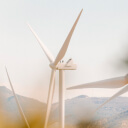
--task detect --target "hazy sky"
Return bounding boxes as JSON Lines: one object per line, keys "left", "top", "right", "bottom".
{"left": 0, "top": 0, "right": 128, "bottom": 102}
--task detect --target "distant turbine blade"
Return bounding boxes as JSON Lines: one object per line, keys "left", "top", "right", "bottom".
{"left": 95, "top": 84, "right": 128, "bottom": 112}
{"left": 67, "top": 75, "right": 128, "bottom": 90}
{"left": 54, "top": 9, "right": 83, "bottom": 66}
{"left": 27, "top": 23, "right": 54, "bottom": 63}
{"left": 5, "top": 67, "right": 30, "bottom": 128}
{"left": 44, "top": 69, "right": 56, "bottom": 128}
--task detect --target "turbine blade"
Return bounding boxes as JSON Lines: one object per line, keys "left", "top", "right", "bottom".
{"left": 54, "top": 9, "right": 83, "bottom": 66}
{"left": 95, "top": 84, "right": 128, "bottom": 112}
{"left": 44, "top": 69, "right": 56, "bottom": 128}
{"left": 5, "top": 67, "right": 30, "bottom": 128}
{"left": 27, "top": 23, "right": 54, "bottom": 63}
{"left": 67, "top": 75, "right": 128, "bottom": 90}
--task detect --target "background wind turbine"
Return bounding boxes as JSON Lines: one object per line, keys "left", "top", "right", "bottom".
{"left": 5, "top": 67, "right": 30, "bottom": 128}
{"left": 67, "top": 74, "right": 128, "bottom": 89}
{"left": 94, "top": 82, "right": 128, "bottom": 113}
{"left": 67, "top": 74, "right": 128, "bottom": 117}
{"left": 28, "top": 9, "right": 83, "bottom": 128}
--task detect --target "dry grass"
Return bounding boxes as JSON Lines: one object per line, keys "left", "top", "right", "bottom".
{"left": 0, "top": 116, "right": 106, "bottom": 128}
{"left": 0, "top": 111, "right": 45, "bottom": 128}
{"left": 76, "top": 120, "right": 105, "bottom": 128}
{"left": 0, "top": 109, "right": 106, "bottom": 128}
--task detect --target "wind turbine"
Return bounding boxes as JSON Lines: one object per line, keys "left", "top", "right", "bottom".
{"left": 28, "top": 9, "right": 83, "bottom": 128}
{"left": 67, "top": 74, "right": 128, "bottom": 90}
{"left": 94, "top": 81, "right": 128, "bottom": 113}
{"left": 5, "top": 67, "right": 30, "bottom": 128}
{"left": 67, "top": 74, "right": 128, "bottom": 115}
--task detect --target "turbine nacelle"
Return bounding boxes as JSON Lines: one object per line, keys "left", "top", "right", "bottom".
{"left": 49, "top": 58, "right": 77, "bottom": 70}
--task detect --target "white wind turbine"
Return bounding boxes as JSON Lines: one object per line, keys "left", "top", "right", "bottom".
{"left": 28, "top": 9, "right": 83, "bottom": 128}
{"left": 67, "top": 74, "right": 128, "bottom": 114}
{"left": 94, "top": 77, "right": 128, "bottom": 113}
{"left": 5, "top": 67, "right": 30, "bottom": 128}
{"left": 67, "top": 74, "right": 128, "bottom": 90}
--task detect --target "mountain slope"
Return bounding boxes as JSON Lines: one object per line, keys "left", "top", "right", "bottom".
{"left": 0, "top": 86, "right": 46, "bottom": 128}
{"left": 1, "top": 86, "right": 128, "bottom": 128}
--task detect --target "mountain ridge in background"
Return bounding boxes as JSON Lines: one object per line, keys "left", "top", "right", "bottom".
{"left": 1, "top": 86, "right": 128, "bottom": 128}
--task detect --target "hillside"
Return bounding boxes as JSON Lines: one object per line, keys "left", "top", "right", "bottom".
{"left": 1, "top": 86, "right": 128, "bottom": 128}
{"left": 0, "top": 86, "right": 46, "bottom": 128}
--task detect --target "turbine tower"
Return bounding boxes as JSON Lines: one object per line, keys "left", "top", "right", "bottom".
{"left": 5, "top": 67, "right": 30, "bottom": 128}
{"left": 28, "top": 9, "right": 83, "bottom": 128}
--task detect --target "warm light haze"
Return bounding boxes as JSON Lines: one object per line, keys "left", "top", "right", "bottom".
{"left": 0, "top": 0, "right": 128, "bottom": 103}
